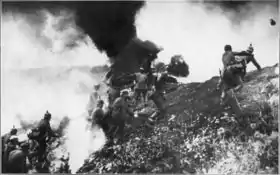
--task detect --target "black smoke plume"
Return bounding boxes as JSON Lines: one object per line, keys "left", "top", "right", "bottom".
{"left": 2, "top": 1, "right": 145, "bottom": 58}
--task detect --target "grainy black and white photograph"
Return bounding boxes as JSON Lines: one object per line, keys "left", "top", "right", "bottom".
{"left": 1, "top": 0, "right": 279, "bottom": 174}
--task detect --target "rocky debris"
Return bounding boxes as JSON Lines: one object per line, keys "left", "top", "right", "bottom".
{"left": 77, "top": 64, "right": 278, "bottom": 174}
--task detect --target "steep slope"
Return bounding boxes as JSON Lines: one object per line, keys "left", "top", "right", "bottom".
{"left": 78, "top": 64, "right": 279, "bottom": 174}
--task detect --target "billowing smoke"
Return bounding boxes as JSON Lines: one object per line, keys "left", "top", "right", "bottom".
{"left": 136, "top": 1, "right": 278, "bottom": 83}
{"left": 1, "top": 10, "right": 107, "bottom": 172}
{"left": 2, "top": 1, "right": 146, "bottom": 172}
{"left": 2, "top": 1, "right": 145, "bottom": 59}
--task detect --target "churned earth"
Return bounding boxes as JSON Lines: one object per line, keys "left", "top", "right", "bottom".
{"left": 3, "top": 64, "right": 278, "bottom": 174}
{"left": 77, "top": 63, "right": 279, "bottom": 174}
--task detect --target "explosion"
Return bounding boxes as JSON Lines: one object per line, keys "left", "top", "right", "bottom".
{"left": 1, "top": 10, "right": 107, "bottom": 172}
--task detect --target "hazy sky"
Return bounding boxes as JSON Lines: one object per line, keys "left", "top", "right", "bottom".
{"left": 136, "top": 1, "right": 279, "bottom": 82}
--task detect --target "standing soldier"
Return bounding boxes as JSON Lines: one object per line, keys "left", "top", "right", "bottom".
{"left": 90, "top": 99, "right": 105, "bottom": 128}
{"left": 110, "top": 90, "right": 134, "bottom": 143}
{"left": 134, "top": 68, "right": 148, "bottom": 105}
{"left": 31, "top": 111, "right": 58, "bottom": 163}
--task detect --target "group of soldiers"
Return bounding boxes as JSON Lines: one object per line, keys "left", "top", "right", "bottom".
{"left": 1, "top": 42, "right": 262, "bottom": 172}
{"left": 87, "top": 64, "right": 173, "bottom": 143}
{"left": 2, "top": 111, "right": 59, "bottom": 173}
{"left": 86, "top": 43, "right": 262, "bottom": 143}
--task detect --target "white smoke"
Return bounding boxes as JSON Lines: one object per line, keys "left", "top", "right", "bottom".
{"left": 1, "top": 10, "right": 107, "bottom": 172}
{"left": 136, "top": 1, "right": 278, "bottom": 83}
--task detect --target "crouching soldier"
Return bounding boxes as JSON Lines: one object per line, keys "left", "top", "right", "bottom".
{"left": 3, "top": 135, "right": 20, "bottom": 173}
{"left": 149, "top": 72, "right": 168, "bottom": 120}
{"left": 110, "top": 90, "right": 134, "bottom": 143}
{"left": 6, "top": 142, "right": 30, "bottom": 173}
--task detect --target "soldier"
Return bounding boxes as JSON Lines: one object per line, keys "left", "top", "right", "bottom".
{"left": 6, "top": 142, "right": 30, "bottom": 173}
{"left": 134, "top": 68, "right": 148, "bottom": 104}
{"left": 217, "top": 45, "right": 244, "bottom": 102}
{"left": 32, "top": 111, "right": 58, "bottom": 163}
{"left": 234, "top": 44, "right": 262, "bottom": 80}
{"left": 90, "top": 99, "right": 105, "bottom": 128}
{"left": 149, "top": 71, "right": 169, "bottom": 120}
{"left": 2, "top": 126, "right": 18, "bottom": 147}
{"left": 110, "top": 90, "right": 134, "bottom": 142}
{"left": 3, "top": 135, "right": 20, "bottom": 172}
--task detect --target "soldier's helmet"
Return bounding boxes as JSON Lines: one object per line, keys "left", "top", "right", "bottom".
{"left": 10, "top": 126, "right": 18, "bottom": 135}
{"left": 224, "top": 45, "right": 232, "bottom": 51}
{"left": 44, "top": 110, "right": 52, "bottom": 120}
{"left": 247, "top": 44, "right": 254, "bottom": 53}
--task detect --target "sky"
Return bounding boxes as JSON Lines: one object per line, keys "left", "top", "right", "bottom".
{"left": 136, "top": 1, "right": 279, "bottom": 82}
{"left": 1, "top": 0, "right": 279, "bottom": 172}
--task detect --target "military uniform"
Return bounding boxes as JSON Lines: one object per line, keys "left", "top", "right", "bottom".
{"left": 34, "top": 114, "right": 57, "bottom": 163}
{"left": 110, "top": 93, "right": 134, "bottom": 139}
{"left": 134, "top": 72, "right": 148, "bottom": 102}
{"left": 234, "top": 51, "right": 261, "bottom": 80}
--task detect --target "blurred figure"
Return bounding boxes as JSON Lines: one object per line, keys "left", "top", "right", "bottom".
{"left": 233, "top": 43, "right": 262, "bottom": 80}
{"left": 87, "top": 84, "right": 101, "bottom": 116}
{"left": 6, "top": 142, "right": 30, "bottom": 173}
{"left": 110, "top": 89, "right": 134, "bottom": 143}
{"left": 90, "top": 99, "right": 105, "bottom": 128}
{"left": 270, "top": 18, "right": 276, "bottom": 26}
{"left": 29, "top": 111, "right": 58, "bottom": 163}
{"left": 2, "top": 126, "right": 18, "bottom": 148}
{"left": 149, "top": 71, "right": 169, "bottom": 120}
{"left": 134, "top": 68, "right": 148, "bottom": 104}
{"left": 217, "top": 45, "right": 243, "bottom": 101}
{"left": 2, "top": 127, "right": 18, "bottom": 173}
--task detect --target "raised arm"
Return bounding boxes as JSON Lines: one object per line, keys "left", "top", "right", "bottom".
{"left": 251, "top": 55, "right": 262, "bottom": 70}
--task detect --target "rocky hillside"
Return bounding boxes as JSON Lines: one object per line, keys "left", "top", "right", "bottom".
{"left": 78, "top": 64, "right": 279, "bottom": 174}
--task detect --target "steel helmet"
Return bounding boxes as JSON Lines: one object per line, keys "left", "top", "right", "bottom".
{"left": 10, "top": 126, "right": 18, "bottom": 135}
{"left": 247, "top": 44, "right": 254, "bottom": 53}
{"left": 44, "top": 110, "right": 52, "bottom": 120}
{"left": 224, "top": 45, "right": 232, "bottom": 51}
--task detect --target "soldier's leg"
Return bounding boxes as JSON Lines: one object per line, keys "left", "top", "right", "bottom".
{"left": 233, "top": 75, "right": 243, "bottom": 92}
{"left": 37, "top": 140, "right": 47, "bottom": 163}
{"left": 220, "top": 84, "right": 230, "bottom": 105}
{"left": 115, "top": 120, "right": 125, "bottom": 142}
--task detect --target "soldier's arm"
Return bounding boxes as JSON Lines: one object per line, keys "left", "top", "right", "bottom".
{"left": 232, "top": 51, "right": 241, "bottom": 55}
{"left": 251, "top": 56, "right": 262, "bottom": 70}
